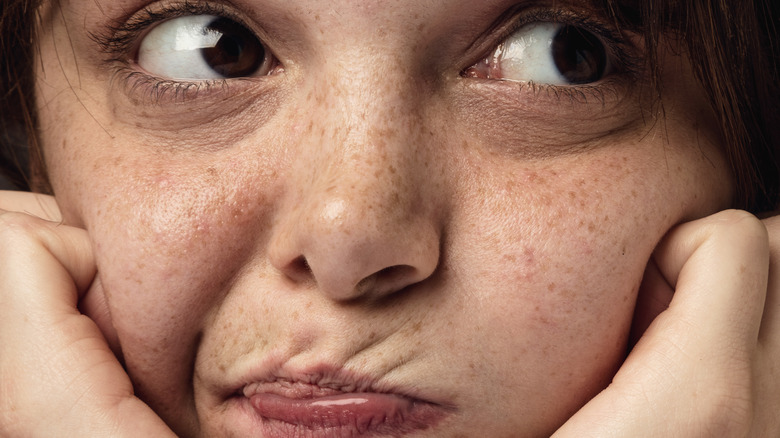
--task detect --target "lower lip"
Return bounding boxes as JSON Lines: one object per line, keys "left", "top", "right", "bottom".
{"left": 248, "top": 391, "right": 446, "bottom": 437}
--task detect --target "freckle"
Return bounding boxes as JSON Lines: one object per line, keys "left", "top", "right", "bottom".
{"left": 523, "top": 248, "right": 535, "bottom": 264}
{"left": 547, "top": 282, "right": 556, "bottom": 292}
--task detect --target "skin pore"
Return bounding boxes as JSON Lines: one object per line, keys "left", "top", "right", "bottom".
{"left": 34, "top": 0, "right": 733, "bottom": 436}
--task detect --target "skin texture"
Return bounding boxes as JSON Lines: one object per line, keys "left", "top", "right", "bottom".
{"left": 28, "top": 0, "right": 735, "bottom": 436}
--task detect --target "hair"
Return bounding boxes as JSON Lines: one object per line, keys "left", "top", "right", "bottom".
{"left": 1, "top": 0, "right": 778, "bottom": 211}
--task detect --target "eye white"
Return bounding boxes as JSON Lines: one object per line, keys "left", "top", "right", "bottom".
{"left": 497, "top": 23, "right": 570, "bottom": 85}
{"left": 497, "top": 22, "right": 613, "bottom": 86}
{"left": 138, "top": 15, "right": 228, "bottom": 80}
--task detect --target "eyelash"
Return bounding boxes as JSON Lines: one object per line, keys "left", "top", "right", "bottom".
{"left": 93, "top": 1, "right": 252, "bottom": 103}
{"left": 93, "top": 2, "right": 643, "bottom": 104}
{"left": 463, "top": 7, "right": 643, "bottom": 103}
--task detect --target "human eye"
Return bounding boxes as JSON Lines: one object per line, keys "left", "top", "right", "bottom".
{"left": 95, "top": 3, "right": 280, "bottom": 102}
{"left": 464, "top": 11, "right": 638, "bottom": 89}
{"left": 138, "top": 15, "right": 273, "bottom": 80}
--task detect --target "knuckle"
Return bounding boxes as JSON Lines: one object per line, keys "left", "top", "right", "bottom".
{"left": 0, "top": 211, "right": 55, "bottom": 252}
{"left": 702, "top": 210, "right": 770, "bottom": 257}
{"left": 710, "top": 209, "right": 768, "bottom": 239}
{"left": 0, "top": 211, "right": 37, "bottom": 238}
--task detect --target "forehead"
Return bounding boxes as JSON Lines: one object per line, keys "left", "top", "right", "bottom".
{"left": 60, "top": 0, "right": 611, "bottom": 29}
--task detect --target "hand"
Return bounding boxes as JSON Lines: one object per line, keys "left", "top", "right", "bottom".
{"left": 0, "top": 191, "right": 175, "bottom": 437}
{"left": 554, "top": 209, "right": 780, "bottom": 437}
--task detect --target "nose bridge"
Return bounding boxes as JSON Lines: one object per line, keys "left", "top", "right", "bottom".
{"left": 303, "top": 58, "right": 427, "bottom": 230}
{"left": 269, "top": 61, "right": 440, "bottom": 301}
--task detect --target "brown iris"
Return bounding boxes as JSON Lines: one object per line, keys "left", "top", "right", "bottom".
{"left": 201, "top": 17, "right": 266, "bottom": 78}
{"left": 551, "top": 25, "right": 608, "bottom": 84}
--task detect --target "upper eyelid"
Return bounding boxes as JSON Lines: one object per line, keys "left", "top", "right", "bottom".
{"left": 463, "top": 5, "right": 643, "bottom": 76}
{"left": 91, "top": 1, "right": 264, "bottom": 64}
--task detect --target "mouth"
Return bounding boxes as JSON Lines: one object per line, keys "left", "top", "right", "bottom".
{"left": 232, "top": 368, "right": 451, "bottom": 437}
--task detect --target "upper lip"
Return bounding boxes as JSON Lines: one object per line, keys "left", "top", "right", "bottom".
{"left": 228, "top": 357, "right": 449, "bottom": 408}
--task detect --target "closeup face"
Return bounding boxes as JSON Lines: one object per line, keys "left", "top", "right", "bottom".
{"left": 35, "top": 0, "right": 732, "bottom": 436}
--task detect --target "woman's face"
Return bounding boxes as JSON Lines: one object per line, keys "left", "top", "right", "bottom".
{"left": 35, "top": 0, "right": 732, "bottom": 436}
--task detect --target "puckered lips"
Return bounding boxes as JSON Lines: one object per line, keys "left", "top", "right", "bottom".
{"left": 238, "top": 376, "right": 450, "bottom": 437}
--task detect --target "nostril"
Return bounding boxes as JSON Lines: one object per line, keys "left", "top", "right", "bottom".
{"left": 375, "top": 265, "right": 417, "bottom": 284}
{"left": 355, "top": 265, "right": 418, "bottom": 297}
{"left": 286, "top": 256, "right": 313, "bottom": 283}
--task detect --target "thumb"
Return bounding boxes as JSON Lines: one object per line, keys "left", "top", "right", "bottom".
{"left": 628, "top": 258, "right": 674, "bottom": 349}
{"left": 554, "top": 210, "right": 769, "bottom": 438}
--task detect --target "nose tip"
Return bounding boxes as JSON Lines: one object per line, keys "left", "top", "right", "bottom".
{"left": 269, "top": 190, "right": 441, "bottom": 302}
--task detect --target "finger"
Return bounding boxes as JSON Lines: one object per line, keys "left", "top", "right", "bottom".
{"left": 0, "top": 190, "right": 61, "bottom": 222}
{"left": 554, "top": 210, "right": 771, "bottom": 438}
{"left": 759, "top": 215, "right": 780, "bottom": 344}
{"left": 79, "top": 275, "right": 124, "bottom": 361}
{"left": 628, "top": 258, "right": 674, "bottom": 348}
{"left": 750, "top": 215, "right": 780, "bottom": 438}
{"left": 0, "top": 211, "right": 95, "bottom": 304}
{"left": 650, "top": 209, "right": 769, "bottom": 351}
{"left": 0, "top": 210, "right": 175, "bottom": 437}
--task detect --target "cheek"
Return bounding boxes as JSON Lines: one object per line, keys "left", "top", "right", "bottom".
{"left": 70, "top": 153, "right": 282, "bottom": 413}
{"left": 440, "top": 144, "right": 724, "bottom": 419}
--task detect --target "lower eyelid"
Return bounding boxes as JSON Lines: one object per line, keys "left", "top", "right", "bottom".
{"left": 458, "top": 73, "right": 634, "bottom": 112}
{"left": 109, "top": 67, "right": 227, "bottom": 104}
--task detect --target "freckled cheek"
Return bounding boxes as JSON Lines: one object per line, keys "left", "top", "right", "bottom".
{"left": 447, "top": 157, "right": 672, "bottom": 387}
{"left": 477, "top": 239, "right": 640, "bottom": 348}
{"left": 86, "top": 179, "right": 268, "bottom": 349}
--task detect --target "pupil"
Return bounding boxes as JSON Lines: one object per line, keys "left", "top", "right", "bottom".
{"left": 201, "top": 17, "right": 265, "bottom": 78}
{"left": 221, "top": 37, "right": 241, "bottom": 58}
{"left": 551, "top": 26, "right": 607, "bottom": 84}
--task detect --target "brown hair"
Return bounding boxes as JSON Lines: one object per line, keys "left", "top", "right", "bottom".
{"left": 0, "top": 0, "right": 50, "bottom": 193}
{"left": 1, "top": 0, "right": 778, "bottom": 211}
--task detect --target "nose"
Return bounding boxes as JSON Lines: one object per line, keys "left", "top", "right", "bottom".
{"left": 268, "top": 72, "right": 442, "bottom": 302}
